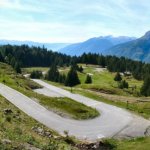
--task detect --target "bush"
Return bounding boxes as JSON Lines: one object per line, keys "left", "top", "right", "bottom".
{"left": 85, "top": 75, "right": 92, "bottom": 84}
{"left": 119, "top": 80, "right": 128, "bottom": 89}
{"left": 6, "top": 116, "right": 11, "bottom": 122}
{"left": 30, "top": 70, "right": 43, "bottom": 79}
{"left": 114, "top": 72, "right": 122, "bottom": 81}
{"left": 78, "top": 66, "right": 83, "bottom": 73}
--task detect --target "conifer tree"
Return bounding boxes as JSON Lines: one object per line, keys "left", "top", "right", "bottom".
{"left": 14, "top": 62, "right": 21, "bottom": 74}
{"left": 141, "top": 76, "right": 150, "bottom": 96}
{"left": 65, "top": 67, "right": 80, "bottom": 87}
{"left": 46, "top": 64, "right": 59, "bottom": 82}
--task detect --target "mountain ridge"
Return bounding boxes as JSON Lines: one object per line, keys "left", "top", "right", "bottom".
{"left": 59, "top": 36, "right": 136, "bottom": 56}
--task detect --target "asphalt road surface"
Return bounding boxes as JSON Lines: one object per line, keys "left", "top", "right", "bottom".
{"left": 0, "top": 81, "right": 150, "bottom": 141}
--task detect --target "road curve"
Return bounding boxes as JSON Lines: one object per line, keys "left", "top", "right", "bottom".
{"left": 32, "top": 79, "right": 150, "bottom": 139}
{"left": 0, "top": 80, "right": 149, "bottom": 141}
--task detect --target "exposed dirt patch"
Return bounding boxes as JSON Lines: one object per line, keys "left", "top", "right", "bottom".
{"left": 88, "top": 89, "right": 150, "bottom": 103}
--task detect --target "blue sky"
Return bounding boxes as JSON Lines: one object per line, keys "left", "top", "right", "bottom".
{"left": 0, "top": 0, "right": 150, "bottom": 43}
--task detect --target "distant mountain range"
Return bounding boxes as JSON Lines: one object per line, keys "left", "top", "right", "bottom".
{"left": 2, "top": 31, "right": 150, "bottom": 62}
{"left": 0, "top": 40, "right": 69, "bottom": 51}
{"left": 59, "top": 36, "right": 136, "bottom": 56}
{"left": 104, "top": 31, "right": 150, "bottom": 62}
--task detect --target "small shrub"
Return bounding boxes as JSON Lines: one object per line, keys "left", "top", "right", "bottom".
{"left": 114, "top": 72, "right": 122, "bottom": 81}
{"left": 118, "top": 80, "right": 128, "bottom": 89}
{"left": 6, "top": 116, "right": 11, "bottom": 122}
{"left": 2, "top": 79, "right": 6, "bottom": 83}
{"left": 78, "top": 66, "right": 84, "bottom": 73}
{"left": 85, "top": 75, "right": 92, "bottom": 84}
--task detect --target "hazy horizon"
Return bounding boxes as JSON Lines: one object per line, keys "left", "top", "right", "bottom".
{"left": 0, "top": 0, "right": 150, "bottom": 43}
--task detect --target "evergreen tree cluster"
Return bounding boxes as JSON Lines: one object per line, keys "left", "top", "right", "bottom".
{"left": 45, "top": 64, "right": 66, "bottom": 84}
{"left": 45, "top": 64, "right": 81, "bottom": 87}
{"left": 0, "top": 45, "right": 71, "bottom": 67}
{"left": 77, "top": 53, "right": 150, "bottom": 81}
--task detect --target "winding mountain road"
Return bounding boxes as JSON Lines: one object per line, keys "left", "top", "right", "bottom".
{"left": 0, "top": 80, "right": 150, "bottom": 141}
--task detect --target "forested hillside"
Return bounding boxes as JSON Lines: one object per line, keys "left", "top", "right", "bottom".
{"left": 0, "top": 45, "right": 71, "bottom": 67}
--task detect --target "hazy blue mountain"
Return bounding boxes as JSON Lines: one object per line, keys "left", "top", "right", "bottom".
{"left": 0, "top": 40, "right": 69, "bottom": 51}
{"left": 105, "top": 31, "right": 150, "bottom": 62}
{"left": 59, "top": 36, "right": 135, "bottom": 56}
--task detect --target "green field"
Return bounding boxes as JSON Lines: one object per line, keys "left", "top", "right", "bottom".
{"left": 59, "top": 64, "right": 143, "bottom": 96}
{"left": 0, "top": 63, "right": 99, "bottom": 120}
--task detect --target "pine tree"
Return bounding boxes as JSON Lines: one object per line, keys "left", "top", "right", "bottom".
{"left": 14, "top": 62, "right": 21, "bottom": 74}
{"left": 46, "top": 64, "right": 59, "bottom": 82}
{"left": 10, "top": 57, "right": 16, "bottom": 68}
{"left": 114, "top": 72, "right": 122, "bottom": 81}
{"left": 85, "top": 75, "right": 92, "bottom": 84}
{"left": 141, "top": 76, "right": 150, "bottom": 96}
{"left": 65, "top": 67, "right": 80, "bottom": 87}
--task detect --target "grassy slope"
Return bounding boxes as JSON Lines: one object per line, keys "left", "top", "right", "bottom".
{"left": 116, "top": 137, "right": 150, "bottom": 150}
{"left": 59, "top": 65, "right": 143, "bottom": 96}
{"left": 0, "top": 62, "right": 99, "bottom": 120}
{"left": 0, "top": 95, "right": 75, "bottom": 149}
